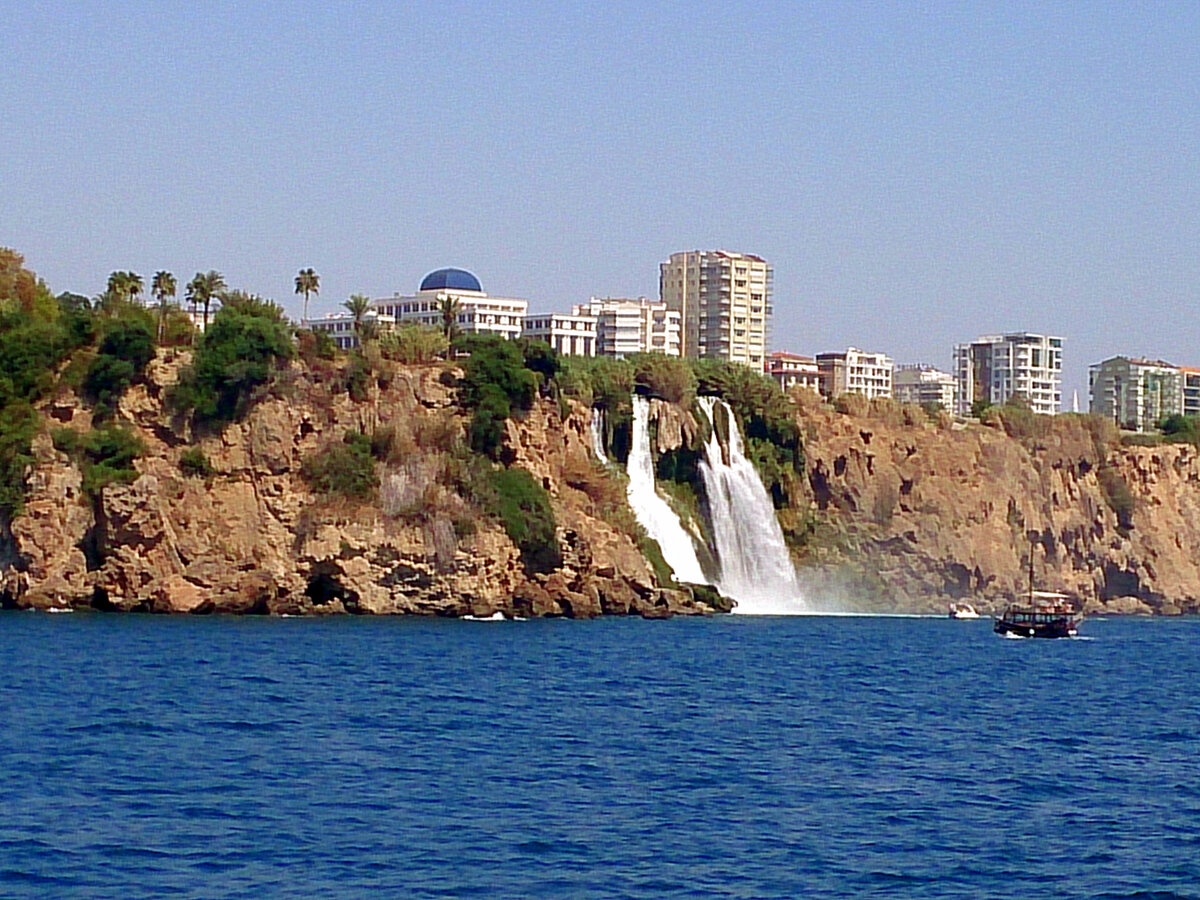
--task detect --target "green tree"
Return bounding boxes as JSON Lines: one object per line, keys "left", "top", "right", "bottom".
{"left": 151, "top": 270, "right": 176, "bottom": 343}
{"left": 169, "top": 293, "right": 293, "bottom": 424}
{"left": 106, "top": 271, "right": 143, "bottom": 305}
{"left": 295, "top": 267, "right": 319, "bottom": 323}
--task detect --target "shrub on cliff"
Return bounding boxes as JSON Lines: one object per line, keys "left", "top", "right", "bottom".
{"left": 301, "top": 431, "right": 379, "bottom": 499}
{"left": 179, "top": 447, "right": 216, "bottom": 478}
{"left": 453, "top": 334, "right": 547, "bottom": 460}
{"left": 169, "top": 293, "right": 293, "bottom": 425}
{"left": 630, "top": 353, "right": 696, "bottom": 405}
{"left": 481, "top": 466, "right": 560, "bottom": 574}
{"left": 0, "top": 253, "right": 96, "bottom": 516}
{"left": 80, "top": 425, "right": 145, "bottom": 497}
{"left": 1098, "top": 466, "right": 1135, "bottom": 530}
{"left": 380, "top": 324, "right": 448, "bottom": 364}
{"left": 82, "top": 314, "right": 155, "bottom": 417}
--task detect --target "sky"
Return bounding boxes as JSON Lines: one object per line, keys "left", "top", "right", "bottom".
{"left": 2, "top": 0, "right": 1198, "bottom": 405}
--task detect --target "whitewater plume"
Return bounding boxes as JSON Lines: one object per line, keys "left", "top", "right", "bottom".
{"left": 625, "top": 396, "right": 707, "bottom": 584}
{"left": 697, "top": 397, "right": 807, "bottom": 615}
{"left": 590, "top": 408, "right": 608, "bottom": 463}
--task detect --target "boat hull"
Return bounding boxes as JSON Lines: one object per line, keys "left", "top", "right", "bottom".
{"left": 993, "top": 616, "right": 1078, "bottom": 639}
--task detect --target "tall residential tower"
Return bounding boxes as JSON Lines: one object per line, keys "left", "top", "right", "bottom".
{"left": 659, "top": 250, "right": 771, "bottom": 368}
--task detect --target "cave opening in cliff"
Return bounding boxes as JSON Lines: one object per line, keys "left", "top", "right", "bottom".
{"left": 306, "top": 569, "right": 361, "bottom": 612}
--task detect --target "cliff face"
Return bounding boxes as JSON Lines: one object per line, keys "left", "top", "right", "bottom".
{"left": 791, "top": 398, "right": 1200, "bottom": 615}
{"left": 6, "top": 357, "right": 1200, "bottom": 617}
{"left": 1, "top": 353, "right": 713, "bottom": 618}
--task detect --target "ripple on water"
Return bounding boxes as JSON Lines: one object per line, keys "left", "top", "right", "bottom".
{"left": 2, "top": 614, "right": 1200, "bottom": 898}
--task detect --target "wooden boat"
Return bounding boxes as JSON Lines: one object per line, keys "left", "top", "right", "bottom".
{"left": 993, "top": 552, "right": 1082, "bottom": 638}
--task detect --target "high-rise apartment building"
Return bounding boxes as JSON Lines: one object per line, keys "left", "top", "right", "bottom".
{"left": 1182, "top": 367, "right": 1200, "bottom": 417}
{"left": 659, "top": 250, "right": 771, "bottom": 368}
{"left": 573, "top": 297, "right": 681, "bottom": 357}
{"left": 1088, "top": 356, "right": 1182, "bottom": 432}
{"left": 954, "top": 332, "right": 1063, "bottom": 416}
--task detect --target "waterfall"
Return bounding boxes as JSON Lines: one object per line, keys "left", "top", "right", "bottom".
{"left": 590, "top": 408, "right": 608, "bottom": 464}
{"left": 697, "top": 397, "right": 807, "bottom": 615}
{"left": 625, "top": 396, "right": 708, "bottom": 584}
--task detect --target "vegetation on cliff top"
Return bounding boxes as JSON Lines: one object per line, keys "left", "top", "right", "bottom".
{"left": 169, "top": 292, "right": 294, "bottom": 425}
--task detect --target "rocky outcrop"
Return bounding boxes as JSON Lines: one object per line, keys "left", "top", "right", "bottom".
{"left": 1, "top": 355, "right": 716, "bottom": 619}
{"left": 792, "top": 399, "right": 1200, "bottom": 615}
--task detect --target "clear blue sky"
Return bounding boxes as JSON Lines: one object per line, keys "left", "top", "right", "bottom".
{"left": 3, "top": 1, "right": 1197, "bottom": 405}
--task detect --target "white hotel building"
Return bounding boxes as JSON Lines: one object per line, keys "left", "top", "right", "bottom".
{"left": 374, "top": 268, "right": 526, "bottom": 340}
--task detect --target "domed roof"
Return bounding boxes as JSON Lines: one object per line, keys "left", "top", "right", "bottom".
{"left": 419, "top": 268, "right": 482, "bottom": 293}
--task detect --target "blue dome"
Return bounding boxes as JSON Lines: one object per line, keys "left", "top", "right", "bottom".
{"left": 419, "top": 268, "right": 482, "bottom": 293}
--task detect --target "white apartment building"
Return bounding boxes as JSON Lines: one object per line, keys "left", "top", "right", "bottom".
{"left": 1088, "top": 356, "right": 1183, "bottom": 432}
{"left": 659, "top": 250, "right": 771, "bottom": 368}
{"left": 573, "top": 297, "right": 681, "bottom": 357}
{"left": 373, "top": 268, "right": 527, "bottom": 340}
{"left": 1182, "top": 367, "right": 1200, "bottom": 417}
{"left": 816, "top": 348, "right": 894, "bottom": 400}
{"left": 954, "top": 332, "right": 1063, "bottom": 416}
{"left": 523, "top": 312, "right": 597, "bottom": 356}
{"left": 766, "top": 351, "right": 821, "bottom": 392}
{"left": 894, "top": 364, "right": 958, "bottom": 411}
{"left": 302, "top": 310, "right": 397, "bottom": 350}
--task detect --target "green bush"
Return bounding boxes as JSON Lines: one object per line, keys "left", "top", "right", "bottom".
{"left": 81, "top": 425, "right": 145, "bottom": 497}
{"left": 469, "top": 383, "right": 511, "bottom": 459}
{"left": 169, "top": 295, "right": 293, "bottom": 425}
{"left": 452, "top": 334, "right": 548, "bottom": 461}
{"left": 0, "top": 403, "right": 38, "bottom": 517}
{"left": 630, "top": 353, "right": 696, "bottom": 405}
{"left": 380, "top": 324, "right": 448, "bottom": 364}
{"left": 1161, "top": 413, "right": 1200, "bottom": 446}
{"left": 301, "top": 431, "right": 378, "bottom": 499}
{"left": 179, "top": 447, "right": 215, "bottom": 478}
{"left": 1098, "top": 466, "right": 1135, "bottom": 530}
{"left": 482, "top": 466, "right": 560, "bottom": 574}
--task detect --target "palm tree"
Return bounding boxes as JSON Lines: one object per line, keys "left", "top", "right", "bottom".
{"left": 439, "top": 295, "right": 461, "bottom": 341}
{"left": 295, "top": 268, "right": 319, "bottom": 323}
{"left": 186, "top": 270, "right": 226, "bottom": 337}
{"left": 151, "top": 271, "right": 176, "bottom": 342}
{"left": 344, "top": 293, "right": 372, "bottom": 343}
{"left": 127, "top": 272, "right": 144, "bottom": 306}
{"left": 105, "top": 270, "right": 142, "bottom": 306}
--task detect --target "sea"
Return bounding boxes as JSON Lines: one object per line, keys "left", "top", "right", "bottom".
{"left": 1, "top": 612, "right": 1198, "bottom": 899}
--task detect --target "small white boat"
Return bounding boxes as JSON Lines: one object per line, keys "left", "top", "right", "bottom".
{"left": 948, "top": 602, "right": 980, "bottom": 619}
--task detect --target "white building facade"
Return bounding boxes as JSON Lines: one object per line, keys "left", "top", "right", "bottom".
{"left": 816, "top": 348, "right": 894, "bottom": 400}
{"left": 523, "top": 312, "right": 598, "bottom": 356}
{"left": 302, "top": 310, "right": 396, "bottom": 350}
{"left": 573, "top": 297, "right": 681, "bottom": 357}
{"left": 1088, "top": 356, "right": 1183, "bottom": 432}
{"left": 894, "top": 364, "right": 958, "bottom": 410}
{"left": 659, "top": 250, "right": 771, "bottom": 368}
{"left": 954, "top": 332, "right": 1063, "bottom": 416}
{"left": 766, "top": 351, "right": 821, "bottom": 392}
{"left": 373, "top": 268, "right": 527, "bottom": 340}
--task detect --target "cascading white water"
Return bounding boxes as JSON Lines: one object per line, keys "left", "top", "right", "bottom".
{"left": 590, "top": 408, "right": 608, "bottom": 464}
{"left": 697, "top": 397, "right": 807, "bottom": 615}
{"left": 626, "top": 396, "right": 708, "bottom": 584}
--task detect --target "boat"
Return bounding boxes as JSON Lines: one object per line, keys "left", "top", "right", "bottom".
{"left": 993, "top": 551, "right": 1083, "bottom": 638}
{"left": 948, "top": 602, "right": 980, "bottom": 619}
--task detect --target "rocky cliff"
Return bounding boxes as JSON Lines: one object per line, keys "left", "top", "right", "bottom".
{"left": 0, "top": 353, "right": 716, "bottom": 618}
{"left": 787, "top": 394, "right": 1200, "bottom": 615}
{"left": 5, "top": 353, "right": 1200, "bottom": 618}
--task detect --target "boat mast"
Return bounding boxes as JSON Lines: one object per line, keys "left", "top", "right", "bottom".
{"left": 1027, "top": 542, "right": 1034, "bottom": 605}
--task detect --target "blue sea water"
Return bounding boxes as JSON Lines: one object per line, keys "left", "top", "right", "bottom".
{"left": 1, "top": 613, "right": 1199, "bottom": 899}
